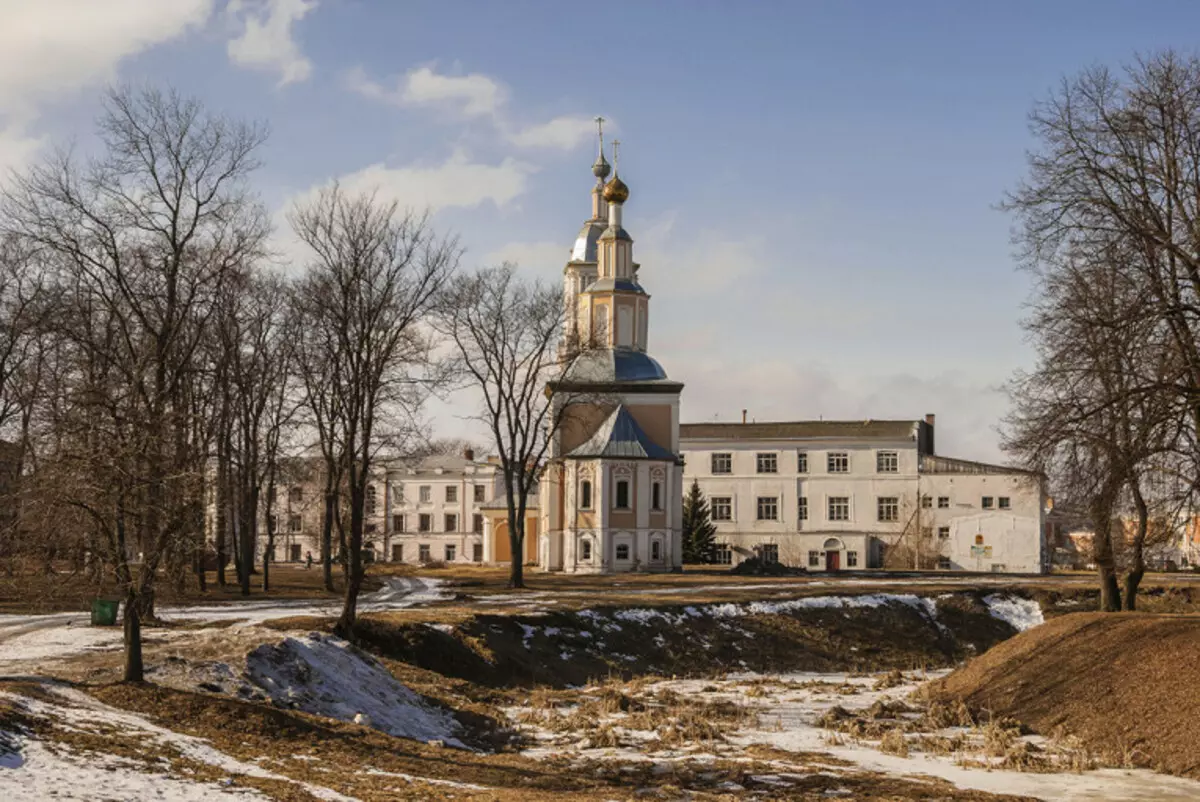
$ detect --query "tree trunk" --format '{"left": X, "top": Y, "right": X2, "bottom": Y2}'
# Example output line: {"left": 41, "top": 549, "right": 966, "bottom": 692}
{"left": 123, "top": 588, "right": 144, "bottom": 683}
{"left": 194, "top": 495, "right": 207, "bottom": 592}
{"left": 1124, "top": 482, "right": 1150, "bottom": 612}
{"left": 336, "top": 484, "right": 364, "bottom": 636}
{"left": 1091, "top": 483, "right": 1122, "bottom": 612}
{"left": 322, "top": 491, "right": 335, "bottom": 592}
{"left": 262, "top": 537, "right": 271, "bottom": 592}
{"left": 508, "top": 526, "right": 524, "bottom": 589}
{"left": 238, "top": 487, "right": 257, "bottom": 597}
{"left": 1098, "top": 564, "right": 1123, "bottom": 612}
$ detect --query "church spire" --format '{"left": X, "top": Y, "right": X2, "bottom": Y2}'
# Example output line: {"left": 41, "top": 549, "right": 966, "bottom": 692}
{"left": 590, "top": 116, "right": 610, "bottom": 221}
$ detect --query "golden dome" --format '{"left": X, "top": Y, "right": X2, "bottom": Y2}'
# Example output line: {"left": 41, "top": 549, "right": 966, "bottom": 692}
{"left": 602, "top": 174, "right": 629, "bottom": 204}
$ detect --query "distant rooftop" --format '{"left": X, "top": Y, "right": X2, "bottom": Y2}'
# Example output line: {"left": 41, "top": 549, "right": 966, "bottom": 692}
{"left": 680, "top": 420, "right": 923, "bottom": 441}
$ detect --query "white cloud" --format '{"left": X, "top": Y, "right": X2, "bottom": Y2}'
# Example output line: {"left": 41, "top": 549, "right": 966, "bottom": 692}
{"left": 346, "top": 64, "right": 601, "bottom": 151}
{"left": 273, "top": 150, "right": 538, "bottom": 271}
{"left": 0, "top": 0, "right": 214, "bottom": 172}
{"left": 347, "top": 65, "right": 505, "bottom": 118}
{"left": 316, "top": 149, "right": 535, "bottom": 212}
{"left": 0, "top": 122, "right": 45, "bottom": 178}
{"left": 226, "top": 0, "right": 316, "bottom": 87}
{"left": 506, "top": 115, "right": 597, "bottom": 150}
{"left": 485, "top": 240, "right": 570, "bottom": 282}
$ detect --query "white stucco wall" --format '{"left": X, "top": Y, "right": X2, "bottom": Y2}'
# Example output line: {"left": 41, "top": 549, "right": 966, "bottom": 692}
{"left": 681, "top": 435, "right": 1046, "bottom": 574}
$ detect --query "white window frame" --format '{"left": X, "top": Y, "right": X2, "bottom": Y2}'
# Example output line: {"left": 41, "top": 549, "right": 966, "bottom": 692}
{"left": 877, "top": 496, "right": 899, "bottom": 522}
{"left": 828, "top": 452, "right": 849, "bottom": 473}
{"left": 711, "top": 452, "right": 732, "bottom": 474}
{"left": 828, "top": 496, "right": 850, "bottom": 522}
{"left": 756, "top": 452, "right": 778, "bottom": 474}
{"left": 796, "top": 450, "right": 808, "bottom": 473}
{"left": 876, "top": 451, "right": 898, "bottom": 473}
{"left": 798, "top": 496, "right": 808, "bottom": 522}
{"left": 756, "top": 496, "right": 779, "bottom": 521}
{"left": 711, "top": 496, "right": 733, "bottom": 522}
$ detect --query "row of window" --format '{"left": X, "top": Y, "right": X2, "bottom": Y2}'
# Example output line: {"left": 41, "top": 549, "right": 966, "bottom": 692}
{"left": 710, "top": 495, "right": 1013, "bottom": 523}
{"left": 395, "top": 543, "right": 485, "bottom": 563}
{"left": 285, "top": 484, "right": 489, "bottom": 509}
{"left": 713, "top": 450, "right": 900, "bottom": 475}
{"left": 577, "top": 540, "right": 666, "bottom": 562}
{"left": 577, "top": 479, "right": 665, "bottom": 511}
{"left": 710, "top": 547, "right": 962, "bottom": 571}
{"left": 919, "top": 495, "right": 1011, "bottom": 510}
{"left": 285, "top": 513, "right": 485, "bottom": 534}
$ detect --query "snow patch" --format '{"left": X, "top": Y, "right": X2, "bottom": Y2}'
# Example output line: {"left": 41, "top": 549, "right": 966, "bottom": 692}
{"left": 245, "top": 633, "right": 466, "bottom": 748}
{"left": 982, "top": 594, "right": 1045, "bottom": 632}
{"left": 1, "top": 685, "right": 352, "bottom": 801}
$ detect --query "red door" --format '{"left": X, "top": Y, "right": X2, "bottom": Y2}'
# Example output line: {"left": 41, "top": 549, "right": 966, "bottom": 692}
{"left": 826, "top": 550, "right": 840, "bottom": 571}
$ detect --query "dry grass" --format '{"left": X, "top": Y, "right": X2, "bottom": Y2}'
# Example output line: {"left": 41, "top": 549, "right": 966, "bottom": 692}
{"left": 926, "top": 612, "right": 1200, "bottom": 778}
{"left": 0, "top": 562, "right": 414, "bottom": 615}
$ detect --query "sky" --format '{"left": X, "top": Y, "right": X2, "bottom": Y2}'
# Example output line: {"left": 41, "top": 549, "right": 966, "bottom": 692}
{"left": 1, "top": 0, "right": 1195, "bottom": 463}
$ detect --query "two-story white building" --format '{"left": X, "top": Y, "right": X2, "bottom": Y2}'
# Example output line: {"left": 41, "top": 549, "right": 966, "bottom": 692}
{"left": 681, "top": 415, "right": 1047, "bottom": 573}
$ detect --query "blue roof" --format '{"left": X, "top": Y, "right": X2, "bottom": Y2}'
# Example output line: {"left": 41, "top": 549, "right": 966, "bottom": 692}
{"left": 567, "top": 405, "right": 676, "bottom": 460}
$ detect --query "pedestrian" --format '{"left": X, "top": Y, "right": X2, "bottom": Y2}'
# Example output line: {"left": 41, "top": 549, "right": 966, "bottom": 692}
{"left": 305, "top": 551, "right": 313, "bottom": 570}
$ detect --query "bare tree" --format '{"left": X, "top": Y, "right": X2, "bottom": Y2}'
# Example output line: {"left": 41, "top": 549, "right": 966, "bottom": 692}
{"left": 289, "top": 185, "right": 455, "bottom": 633}
{"left": 436, "top": 264, "right": 593, "bottom": 589}
{"left": 2, "top": 86, "right": 267, "bottom": 680}
{"left": 217, "top": 271, "right": 294, "bottom": 596}
{"left": 1002, "top": 51, "right": 1200, "bottom": 609}
{"left": 1003, "top": 244, "right": 1178, "bottom": 610}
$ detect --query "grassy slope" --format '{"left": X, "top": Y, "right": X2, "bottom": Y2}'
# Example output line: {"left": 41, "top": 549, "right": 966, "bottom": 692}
{"left": 926, "top": 612, "right": 1200, "bottom": 778}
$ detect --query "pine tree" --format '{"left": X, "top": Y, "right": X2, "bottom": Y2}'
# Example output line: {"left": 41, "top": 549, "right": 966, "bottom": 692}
{"left": 682, "top": 479, "right": 718, "bottom": 564}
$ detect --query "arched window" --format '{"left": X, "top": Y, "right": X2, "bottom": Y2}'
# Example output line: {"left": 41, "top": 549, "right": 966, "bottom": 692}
{"left": 651, "top": 539, "right": 662, "bottom": 561}
{"left": 580, "top": 479, "right": 593, "bottom": 510}
{"left": 580, "top": 539, "right": 593, "bottom": 561}
{"left": 823, "top": 537, "right": 842, "bottom": 550}
{"left": 366, "top": 485, "right": 377, "bottom": 516}
{"left": 975, "top": 534, "right": 984, "bottom": 546}
{"left": 616, "top": 543, "right": 630, "bottom": 560}
{"left": 651, "top": 481, "right": 662, "bottom": 510}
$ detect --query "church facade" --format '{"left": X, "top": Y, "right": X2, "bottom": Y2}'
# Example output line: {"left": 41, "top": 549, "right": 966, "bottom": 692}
{"left": 536, "top": 131, "right": 685, "bottom": 574}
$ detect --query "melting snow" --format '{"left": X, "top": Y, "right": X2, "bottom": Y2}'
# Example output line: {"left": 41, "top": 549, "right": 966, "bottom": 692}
{"left": 0, "top": 685, "right": 353, "bottom": 801}
{"left": 982, "top": 594, "right": 1045, "bottom": 632}
{"left": 245, "top": 633, "right": 466, "bottom": 748}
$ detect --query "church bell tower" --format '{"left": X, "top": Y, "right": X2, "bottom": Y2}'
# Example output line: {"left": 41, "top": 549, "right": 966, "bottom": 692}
{"left": 537, "top": 122, "right": 685, "bottom": 574}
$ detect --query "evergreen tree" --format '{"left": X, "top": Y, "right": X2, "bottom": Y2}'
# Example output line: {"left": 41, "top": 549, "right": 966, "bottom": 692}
{"left": 681, "top": 479, "right": 718, "bottom": 564}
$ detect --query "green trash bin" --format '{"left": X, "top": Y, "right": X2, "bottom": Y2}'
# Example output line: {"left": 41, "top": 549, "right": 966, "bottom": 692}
{"left": 91, "top": 599, "right": 119, "bottom": 626}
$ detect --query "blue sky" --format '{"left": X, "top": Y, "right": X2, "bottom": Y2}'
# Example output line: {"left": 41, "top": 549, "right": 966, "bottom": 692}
{"left": 2, "top": 0, "right": 1195, "bottom": 461}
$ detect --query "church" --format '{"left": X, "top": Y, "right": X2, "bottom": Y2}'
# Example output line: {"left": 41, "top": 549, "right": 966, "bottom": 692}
{"left": 534, "top": 127, "right": 685, "bottom": 573}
